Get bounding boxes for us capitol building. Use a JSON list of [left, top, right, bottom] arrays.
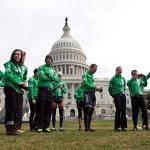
[[48, 18, 131, 119], [0, 18, 132, 121]]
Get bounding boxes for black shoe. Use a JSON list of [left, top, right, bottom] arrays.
[[89, 128, 96, 132]]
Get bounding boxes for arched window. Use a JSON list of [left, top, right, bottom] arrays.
[[101, 109, 106, 114], [67, 93, 71, 99], [70, 109, 75, 117]]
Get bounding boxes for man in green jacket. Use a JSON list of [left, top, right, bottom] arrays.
[[108, 66, 127, 131], [36, 55, 59, 132], [81, 64, 102, 132], [51, 72, 67, 131], [127, 70, 148, 131], [74, 85, 84, 130], [28, 68, 39, 131]]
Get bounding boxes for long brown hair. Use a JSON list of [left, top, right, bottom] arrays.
[[10, 49, 22, 64]]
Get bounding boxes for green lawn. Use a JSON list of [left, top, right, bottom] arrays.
[[0, 120, 150, 150]]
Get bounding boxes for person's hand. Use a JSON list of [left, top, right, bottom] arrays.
[[19, 82, 28, 90], [32, 99, 36, 104], [59, 83, 63, 89], [138, 74, 145, 78]]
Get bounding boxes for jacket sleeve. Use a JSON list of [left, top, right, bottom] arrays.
[[61, 82, 67, 94], [108, 78, 113, 96], [141, 76, 147, 87], [28, 79, 34, 100], [4, 62, 20, 85], [23, 66, 28, 82]]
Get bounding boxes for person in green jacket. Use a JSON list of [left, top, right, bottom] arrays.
[[0, 70, 4, 87], [28, 68, 39, 131], [16, 50, 28, 133], [36, 55, 59, 132], [4, 49, 27, 135], [108, 66, 127, 131], [74, 85, 84, 130], [127, 70, 148, 131], [81, 64, 102, 132], [51, 71, 67, 131]]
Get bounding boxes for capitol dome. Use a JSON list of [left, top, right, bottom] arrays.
[[49, 17, 89, 78]]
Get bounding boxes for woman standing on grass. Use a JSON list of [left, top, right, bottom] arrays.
[[51, 72, 67, 131], [108, 66, 127, 131], [4, 49, 27, 135], [36, 55, 59, 133], [127, 70, 148, 131]]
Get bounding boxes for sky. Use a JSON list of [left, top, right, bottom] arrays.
[[0, 0, 150, 87]]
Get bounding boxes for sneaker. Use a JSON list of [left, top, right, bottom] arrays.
[[121, 128, 127, 131], [51, 127, 56, 131], [17, 130, 25, 133], [132, 127, 137, 131], [59, 127, 64, 131], [43, 128, 50, 132], [114, 128, 120, 132], [37, 128, 42, 133], [142, 125, 149, 130], [78, 127, 82, 131]]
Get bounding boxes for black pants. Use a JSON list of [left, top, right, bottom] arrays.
[[113, 94, 127, 129], [131, 95, 148, 128], [4, 86, 22, 131], [77, 101, 84, 119], [83, 91, 96, 130], [52, 108, 64, 128], [36, 87, 52, 129], [29, 100, 37, 130]]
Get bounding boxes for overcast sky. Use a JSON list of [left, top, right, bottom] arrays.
[[0, 0, 150, 87]]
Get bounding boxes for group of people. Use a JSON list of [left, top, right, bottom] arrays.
[[0, 49, 150, 135], [109, 66, 150, 131], [0, 49, 68, 135]]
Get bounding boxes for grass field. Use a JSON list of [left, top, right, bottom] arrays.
[[0, 120, 150, 150]]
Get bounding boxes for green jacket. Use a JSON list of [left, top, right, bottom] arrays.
[[0, 70, 4, 87], [108, 74, 126, 97], [74, 86, 84, 103], [81, 71, 96, 92], [4, 61, 24, 93], [52, 80, 67, 98], [28, 75, 38, 100], [127, 76, 147, 97], [21, 64, 28, 82], [38, 64, 59, 88]]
